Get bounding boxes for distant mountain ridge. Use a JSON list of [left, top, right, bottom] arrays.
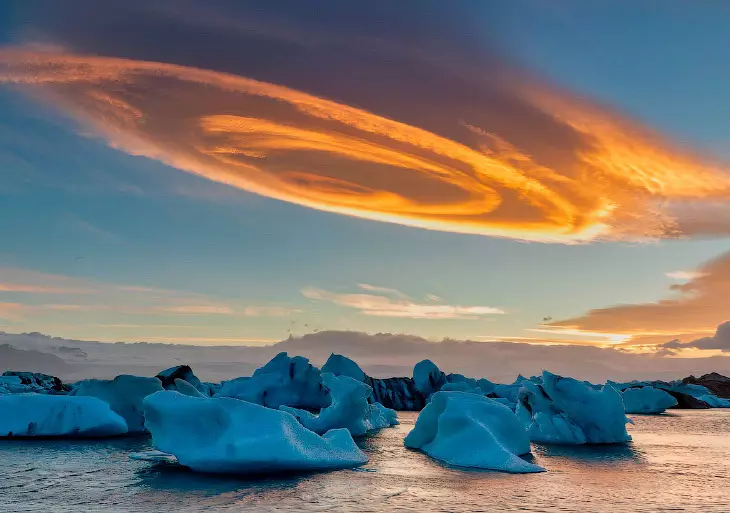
[[2, 330, 730, 383], [0, 344, 68, 376]]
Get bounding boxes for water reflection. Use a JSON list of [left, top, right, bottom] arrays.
[[2, 410, 730, 512], [533, 441, 645, 464]]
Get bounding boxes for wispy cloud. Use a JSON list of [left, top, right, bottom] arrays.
[[665, 270, 708, 280], [357, 283, 408, 298], [0, 283, 93, 294], [62, 215, 120, 242], [0, 302, 26, 321], [0, 267, 256, 322], [243, 306, 302, 317], [156, 305, 235, 315], [302, 286, 503, 320]]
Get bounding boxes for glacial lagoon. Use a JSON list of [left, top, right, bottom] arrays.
[[2, 410, 729, 513]]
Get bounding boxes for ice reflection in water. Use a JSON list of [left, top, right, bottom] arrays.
[[1, 410, 730, 512]]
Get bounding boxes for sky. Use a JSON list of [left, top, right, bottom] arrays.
[[1, 1, 730, 361]]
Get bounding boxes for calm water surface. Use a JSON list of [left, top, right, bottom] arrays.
[[1, 410, 729, 512]]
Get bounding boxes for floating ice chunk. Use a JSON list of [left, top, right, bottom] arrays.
[[129, 449, 178, 464], [0, 394, 128, 437], [157, 365, 211, 396], [492, 383, 522, 403], [70, 375, 164, 433], [476, 378, 496, 395], [1, 371, 70, 394], [492, 397, 517, 411], [171, 378, 206, 398], [143, 391, 368, 474], [622, 386, 678, 414], [516, 381, 586, 444], [516, 372, 631, 444], [322, 353, 425, 411], [446, 373, 478, 388], [281, 373, 398, 435], [404, 391, 544, 473], [368, 400, 399, 427], [413, 359, 447, 397], [441, 382, 478, 393], [218, 352, 330, 409], [698, 393, 730, 408], [321, 353, 366, 382]]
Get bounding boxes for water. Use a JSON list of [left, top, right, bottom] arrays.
[[1, 410, 729, 512]]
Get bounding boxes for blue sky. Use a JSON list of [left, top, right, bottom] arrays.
[[1, 1, 729, 352]]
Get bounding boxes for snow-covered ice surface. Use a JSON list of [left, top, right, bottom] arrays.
[[516, 372, 631, 444], [622, 386, 678, 414], [0, 394, 127, 437], [143, 391, 368, 474], [70, 375, 164, 433], [404, 391, 544, 473], [281, 373, 397, 436], [3, 410, 730, 512]]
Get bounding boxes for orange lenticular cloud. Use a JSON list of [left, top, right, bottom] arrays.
[[2, 48, 730, 242]]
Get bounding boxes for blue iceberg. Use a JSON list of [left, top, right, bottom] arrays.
[[143, 390, 368, 475], [404, 391, 544, 473], [622, 386, 678, 414], [70, 375, 164, 433], [0, 394, 127, 437], [516, 371, 631, 444], [281, 372, 398, 436]]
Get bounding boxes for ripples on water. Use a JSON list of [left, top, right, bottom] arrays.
[[1, 410, 729, 512]]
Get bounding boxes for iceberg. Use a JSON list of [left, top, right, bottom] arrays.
[[516, 372, 631, 444], [610, 379, 727, 409], [1, 371, 70, 394], [169, 378, 206, 397], [281, 373, 398, 436], [322, 353, 426, 411], [218, 352, 330, 409], [321, 353, 366, 382], [491, 383, 522, 404], [0, 394, 127, 437], [404, 391, 544, 473], [157, 365, 212, 396], [70, 375, 164, 433], [413, 359, 447, 397], [143, 390, 368, 474], [621, 386, 678, 414]]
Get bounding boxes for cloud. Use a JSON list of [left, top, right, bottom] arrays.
[[243, 306, 302, 317], [0, 284, 93, 294], [665, 270, 708, 280], [302, 286, 503, 319], [2, 48, 730, 243], [357, 283, 408, 298], [0, 267, 261, 322], [425, 294, 442, 302], [0, 268, 96, 295], [663, 321, 730, 352], [549, 250, 730, 344], [155, 305, 235, 315], [0, 302, 26, 321]]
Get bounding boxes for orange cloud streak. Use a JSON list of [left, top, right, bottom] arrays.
[[2, 49, 730, 242]]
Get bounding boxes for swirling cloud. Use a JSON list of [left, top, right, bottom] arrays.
[[2, 49, 730, 242]]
